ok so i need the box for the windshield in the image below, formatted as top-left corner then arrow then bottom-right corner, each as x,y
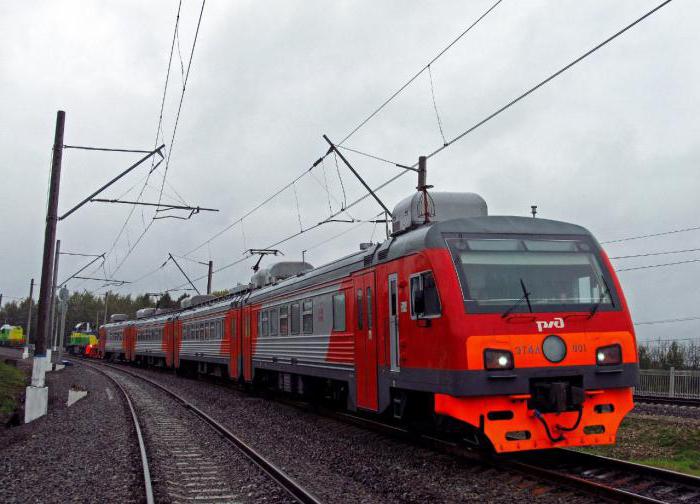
446,236 -> 618,314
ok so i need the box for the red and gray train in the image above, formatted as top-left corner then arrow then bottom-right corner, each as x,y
99,191 -> 637,452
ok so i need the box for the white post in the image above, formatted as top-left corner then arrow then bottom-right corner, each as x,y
669,366 -> 676,398
25,356 -> 49,423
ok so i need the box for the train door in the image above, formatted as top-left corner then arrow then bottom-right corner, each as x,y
174,319 -> 181,368
228,309 -> 242,380
388,273 -> 400,372
354,271 -> 378,411
164,319 -> 171,367
243,305 -> 253,381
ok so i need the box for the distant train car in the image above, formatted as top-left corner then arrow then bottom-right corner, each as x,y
99,191 -> 638,453
67,322 -> 98,355
0,324 -> 25,346
132,308 -> 174,367
100,314 -> 131,361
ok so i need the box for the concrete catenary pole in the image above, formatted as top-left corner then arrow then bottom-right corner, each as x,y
35,110 -> 65,357
25,110 -> 64,424
207,261 -> 213,295
103,291 -> 109,326
57,288 -> 68,361
23,278 -> 34,357
49,239 -> 61,353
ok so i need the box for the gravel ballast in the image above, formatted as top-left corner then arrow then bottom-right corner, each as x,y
116,364 -> 596,503
101,367 -> 296,503
0,361 -> 142,503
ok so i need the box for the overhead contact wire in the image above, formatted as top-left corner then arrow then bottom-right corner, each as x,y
337,0 -> 504,146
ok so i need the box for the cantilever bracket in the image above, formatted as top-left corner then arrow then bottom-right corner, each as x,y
323,135 -> 393,218
59,144 -> 165,220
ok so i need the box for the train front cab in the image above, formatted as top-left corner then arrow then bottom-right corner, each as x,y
381,218 -> 637,453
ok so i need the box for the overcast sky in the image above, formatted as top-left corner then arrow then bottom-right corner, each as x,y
1,0 -> 698,341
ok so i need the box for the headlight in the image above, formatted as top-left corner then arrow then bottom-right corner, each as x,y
484,349 -> 514,370
596,344 -> 621,366
542,335 -> 567,363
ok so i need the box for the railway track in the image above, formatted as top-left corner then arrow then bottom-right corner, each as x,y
508,449 -> 700,504
336,411 -> 700,503
82,359 -> 700,503
85,361 -> 155,504
268,397 -> 700,503
634,395 -> 700,408
80,360 -> 321,504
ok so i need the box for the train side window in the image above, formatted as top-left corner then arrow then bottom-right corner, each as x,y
302,300 -> 313,334
357,289 -> 364,330
269,308 -> 279,336
366,287 -> 372,330
410,271 -> 441,318
231,318 -> 236,339
332,293 -> 346,331
261,311 -> 269,337
290,303 -> 300,335
279,306 -> 289,335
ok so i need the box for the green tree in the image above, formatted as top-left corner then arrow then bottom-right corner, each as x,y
665,341 -> 686,370
638,345 -> 652,370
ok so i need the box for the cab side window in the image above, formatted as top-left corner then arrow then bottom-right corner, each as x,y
410,271 -> 441,318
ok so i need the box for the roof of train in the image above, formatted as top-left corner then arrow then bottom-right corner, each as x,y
101,215 -> 593,328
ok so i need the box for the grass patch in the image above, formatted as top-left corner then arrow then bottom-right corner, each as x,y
0,362 -> 26,419
578,416 -> 700,476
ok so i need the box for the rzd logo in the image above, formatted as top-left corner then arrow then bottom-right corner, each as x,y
535,317 -> 564,333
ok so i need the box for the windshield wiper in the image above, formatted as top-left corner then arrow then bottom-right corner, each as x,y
589,276 -> 615,318
501,278 -> 533,318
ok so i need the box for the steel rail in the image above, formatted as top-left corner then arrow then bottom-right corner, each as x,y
276,401 -> 700,503
80,362 -> 154,504
255,399 -> 680,503
502,458 -> 666,504
82,360 -> 322,504
509,448 -> 700,503
81,358 -> 700,503
634,395 -> 700,408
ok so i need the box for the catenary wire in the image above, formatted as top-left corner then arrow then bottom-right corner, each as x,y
138,0 -> 672,293
337,0 -> 504,146
88,0 -> 183,288
99,1 -> 203,288
155,0 -> 206,210
601,225 -> 700,244
615,258 -> 700,272
179,2 -> 501,258
315,0 -> 676,224
427,64 -> 448,146
422,0 -> 673,161
634,317 -> 700,326
610,247 -> 700,259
